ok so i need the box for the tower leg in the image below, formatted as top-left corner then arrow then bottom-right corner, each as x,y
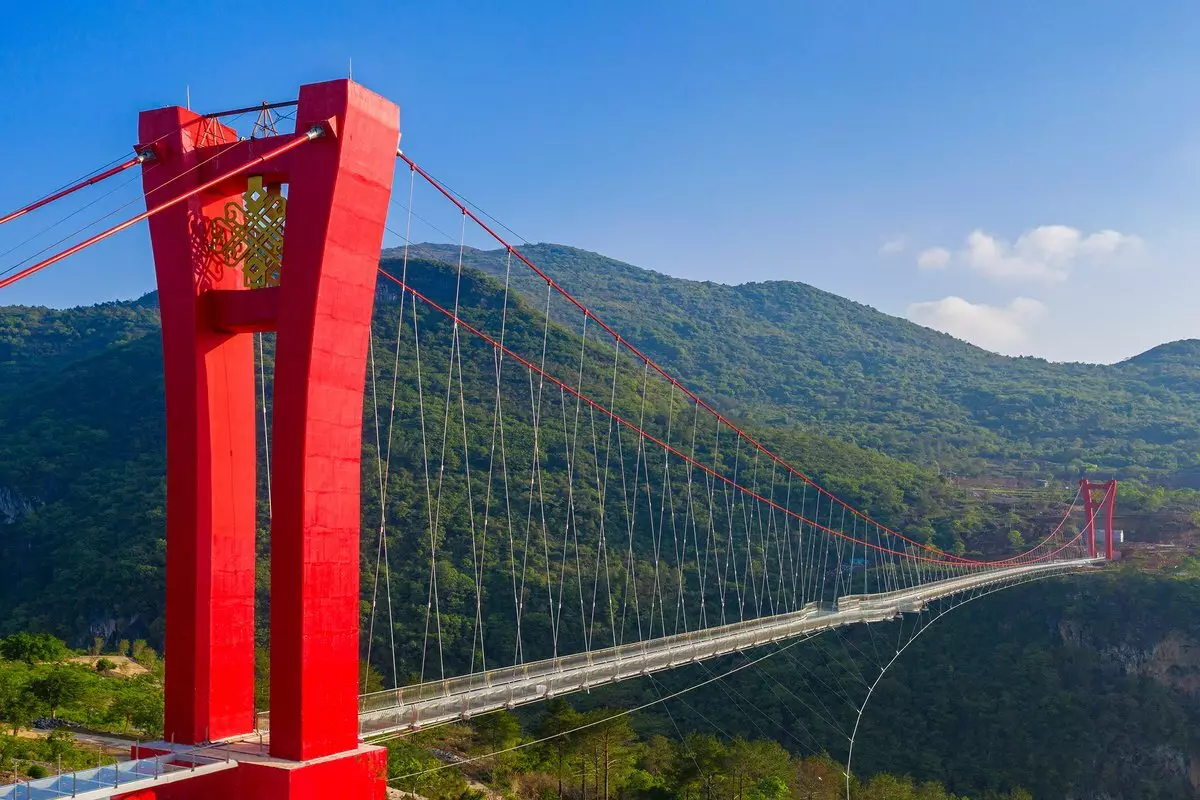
139,109 -> 257,744
1081,480 -> 1097,559
1105,482 -> 1117,560
266,80 -> 400,761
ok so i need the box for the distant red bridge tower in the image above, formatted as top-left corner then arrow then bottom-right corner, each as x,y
133,79 -> 399,799
1080,479 -> 1119,560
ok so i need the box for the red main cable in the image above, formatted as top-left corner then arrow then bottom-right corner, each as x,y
395,151 -> 992,563
0,99 -> 295,229
0,154 -> 147,228
0,128 -> 322,292
380,265 -> 1086,568
395,150 -> 1095,568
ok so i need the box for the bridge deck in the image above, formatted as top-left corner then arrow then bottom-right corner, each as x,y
353,557 -> 1101,737
0,751 -> 236,800
1,559 -> 1099,798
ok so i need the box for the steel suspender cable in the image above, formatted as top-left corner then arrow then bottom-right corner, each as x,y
377,267 -> 993,567
395,153 -> 1004,569
0,127 -> 324,291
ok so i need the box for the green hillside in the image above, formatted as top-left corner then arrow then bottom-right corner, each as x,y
0,253 -> 1111,647
402,243 -> 1200,484
3,247 -> 1200,798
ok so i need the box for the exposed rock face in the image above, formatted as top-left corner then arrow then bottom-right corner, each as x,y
1059,616 -> 1200,797
0,485 -> 35,524
1061,620 -> 1200,697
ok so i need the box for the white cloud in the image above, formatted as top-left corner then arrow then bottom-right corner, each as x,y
906,296 -> 1047,354
878,237 -> 906,257
916,246 -> 950,270
922,225 -> 1142,283
1077,228 -> 1141,258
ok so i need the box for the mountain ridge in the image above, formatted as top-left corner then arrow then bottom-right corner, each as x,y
391,243 -> 1200,481
400,242 -> 1192,367
7,243 -> 1200,482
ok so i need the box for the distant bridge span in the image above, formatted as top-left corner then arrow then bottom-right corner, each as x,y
351,556 -> 1102,737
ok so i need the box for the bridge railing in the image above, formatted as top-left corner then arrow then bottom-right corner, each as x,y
346,558 -> 1100,736
0,745 -> 237,799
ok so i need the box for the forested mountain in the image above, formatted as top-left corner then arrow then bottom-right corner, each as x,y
4,245 -> 1200,798
2,245 -> 1199,640
402,244 -> 1200,483
0,295 -> 159,387
0,255 -> 1083,646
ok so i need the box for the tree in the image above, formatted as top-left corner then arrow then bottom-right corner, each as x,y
857,773 -> 926,800
588,712 -> 636,800
538,699 -> 583,800
46,728 -> 75,761
108,678 -> 162,734
29,666 -> 85,719
472,709 -> 523,782
0,633 -> 68,665
360,663 -> 386,694
133,644 -> 162,680
747,775 -> 788,800
385,738 -> 467,800
254,646 -> 270,713
1007,529 -> 1025,551
794,754 -> 843,800
0,664 -> 38,734
676,734 -> 727,800
726,738 -> 791,800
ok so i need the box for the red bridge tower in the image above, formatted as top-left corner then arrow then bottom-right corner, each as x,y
132,79 -> 399,798
1080,478 -> 1119,560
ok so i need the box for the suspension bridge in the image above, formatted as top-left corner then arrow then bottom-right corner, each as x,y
0,79 -> 1115,800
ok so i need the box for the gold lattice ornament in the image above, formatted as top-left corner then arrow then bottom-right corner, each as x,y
207,176 -> 287,287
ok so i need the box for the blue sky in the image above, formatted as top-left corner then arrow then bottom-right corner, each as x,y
2,1 -> 1199,363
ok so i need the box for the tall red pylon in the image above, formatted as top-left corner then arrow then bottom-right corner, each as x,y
132,79 -> 399,799
1080,479 -> 1118,560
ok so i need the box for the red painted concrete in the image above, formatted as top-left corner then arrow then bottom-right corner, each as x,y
114,746 -> 387,800
265,80 -> 399,762
1080,479 -> 1118,560
139,78 -> 399,795
139,108 -> 258,745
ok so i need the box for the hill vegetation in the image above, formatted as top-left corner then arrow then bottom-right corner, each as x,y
404,243 -> 1200,485
4,244 -> 1200,798
0,632 -> 162,784
1,255 -> 1149,649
